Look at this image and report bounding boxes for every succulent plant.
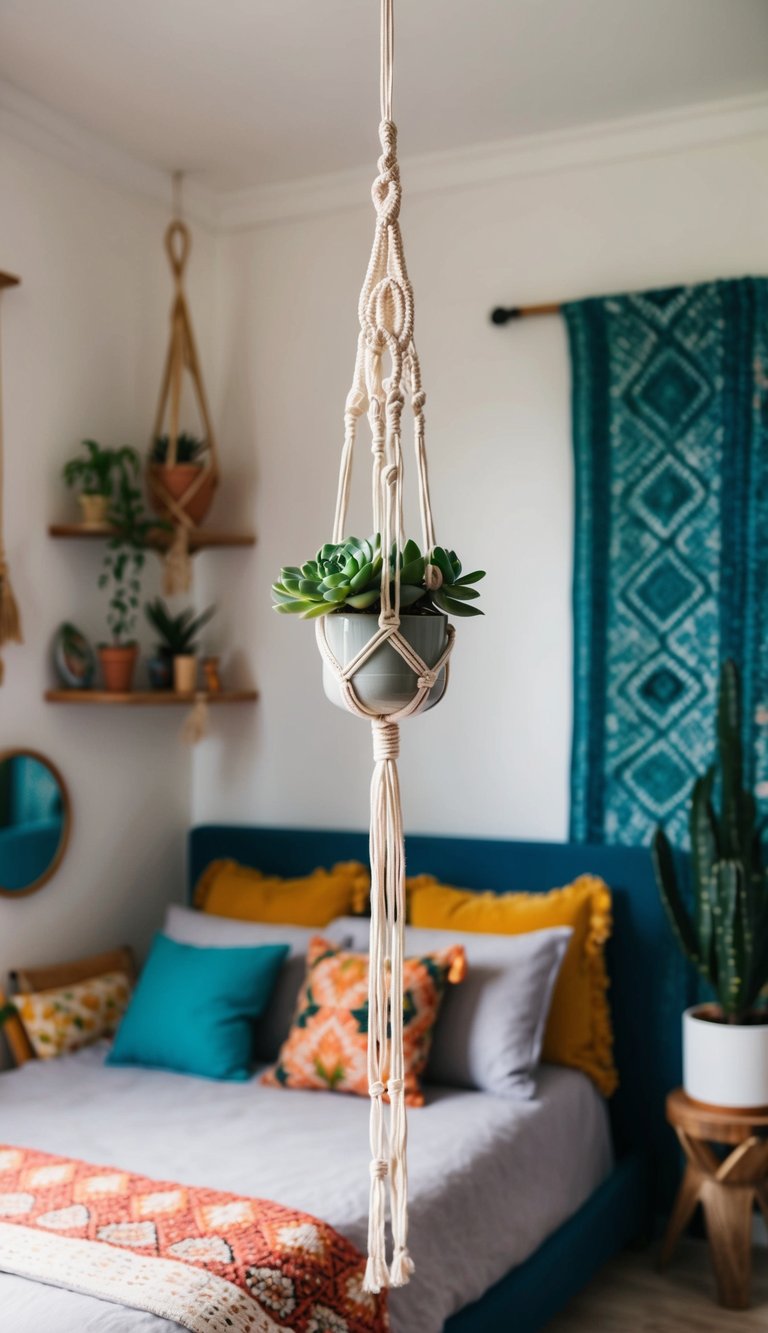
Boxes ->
[272,535,484,620]
[145,598,216,656]
[652,660,768,1022]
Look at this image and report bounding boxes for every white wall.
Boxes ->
[193,131,768,840]
[0,131,218,1042]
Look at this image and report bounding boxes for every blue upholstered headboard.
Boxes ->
[189,824,692,1206]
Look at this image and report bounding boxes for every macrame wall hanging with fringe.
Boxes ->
[148,183,219,597]
[0,272,22,684]
[273,0,485,1294]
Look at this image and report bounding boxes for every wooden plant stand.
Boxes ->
[661,1088,768,1310]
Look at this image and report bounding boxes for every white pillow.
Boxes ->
[162,905,349,1064]
[331,916,572,1098]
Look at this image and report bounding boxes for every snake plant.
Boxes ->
[652,660,768,1022]
[272,535,484,619]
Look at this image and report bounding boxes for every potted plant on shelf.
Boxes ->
[148,432,215,528]
[97,456,157,693]
[653,659,768,1110]
[144,598,216,693]
[272,535,484,714]
[62,439,140,528]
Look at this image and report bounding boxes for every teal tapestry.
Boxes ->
[566,278,768,846]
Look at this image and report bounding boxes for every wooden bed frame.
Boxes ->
[189,824,692,1333]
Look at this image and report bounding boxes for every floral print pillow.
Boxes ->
[16,970,132,1059]
[262,936,466,1106]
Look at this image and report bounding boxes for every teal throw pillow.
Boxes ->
[108,933,289,1081]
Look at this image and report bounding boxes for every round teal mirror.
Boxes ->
[0,750,70,896]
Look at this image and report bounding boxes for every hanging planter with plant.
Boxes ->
[273,0,484,1293]
[63,439,139,528]
[653,660,768,1110]
[147,203,219,596]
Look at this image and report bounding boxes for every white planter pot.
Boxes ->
[322,613,448,716]
[683,1005,768,1110]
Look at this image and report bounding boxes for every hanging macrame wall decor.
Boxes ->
[273,0,484,1294]
[148,203,219,596]
[0,272,22,684]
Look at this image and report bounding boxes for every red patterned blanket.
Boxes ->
[0,1145,388,1333]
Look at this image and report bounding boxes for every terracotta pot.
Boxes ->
[99,644,138,693]
[173,655,198,693]
[148,464,215,527]
[78,493,110,528]
[683,1004,768,1111]
[322,612,449,716]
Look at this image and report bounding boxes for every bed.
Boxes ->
[0,825,690,1331]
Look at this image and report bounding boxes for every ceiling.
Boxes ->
[1,0,768,194]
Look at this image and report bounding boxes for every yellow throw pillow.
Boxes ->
[407,874,617,1096]
[16,970,132,1060]
[194,859,370,927]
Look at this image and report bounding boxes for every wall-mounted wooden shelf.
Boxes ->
[49,523,255,551]
[44,689,258,706]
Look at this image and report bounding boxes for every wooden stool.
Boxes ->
[661,1088,768,1309]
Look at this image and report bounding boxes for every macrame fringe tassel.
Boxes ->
[0,564,23,686]
[363,719,413,1294]
[163,525,192,595]
[182,698,208,745]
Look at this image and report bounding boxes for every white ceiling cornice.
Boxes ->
[0,78,219,230]
[2,76,768,234]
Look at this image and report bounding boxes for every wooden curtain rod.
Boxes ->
[490,302,561,325]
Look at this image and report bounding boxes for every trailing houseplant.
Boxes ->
[148,431,215,527]
[62,440,139,527]
[144,598,215,692]
[97,456,158,693]
[652,659,768,1109]
[273,535,484,713]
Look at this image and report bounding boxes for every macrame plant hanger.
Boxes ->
[0,272,22,684]
[149,174,220,595]
[315,0,455,1293]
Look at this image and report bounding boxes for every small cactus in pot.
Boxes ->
[652,660,768,1108]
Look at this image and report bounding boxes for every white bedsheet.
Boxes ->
[0,1046,612,1332]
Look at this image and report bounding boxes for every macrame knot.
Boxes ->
[369,1158,388,1180]
[387,1077,404,1095]
[424,563,443,591]
[411,388,426,412]
[369,1082,386,1100]
[417,671,437,690]
[383,463,399,490]
[378,118,398,166]
[372,720,400,761]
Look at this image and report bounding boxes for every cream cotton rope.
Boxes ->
[314,0,456,1293]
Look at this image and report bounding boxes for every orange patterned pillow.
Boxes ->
[262,936,466,1106]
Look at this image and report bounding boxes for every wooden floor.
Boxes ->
[546,1239,768,1331]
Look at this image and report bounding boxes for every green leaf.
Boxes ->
[433,592,483,616]
[346,590,380,609]
[652,829,703,973]
[274,600,314,614]
[440,583,480,601]
[301,601,337,619]
[350,562,374,592]
[402,538,422,565]
[456,569,486,585]
[322,587,349,604]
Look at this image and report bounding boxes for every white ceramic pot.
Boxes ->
[322,612,448,716]
[683,1005,768,1110]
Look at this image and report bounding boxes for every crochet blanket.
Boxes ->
[0,1144,388,1333]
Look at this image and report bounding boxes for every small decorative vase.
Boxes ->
[683,1005,768,1110]
[322,612,448,716]
[202,656,222,693]
[78,493,110,528]
[148,464,215,527]
[146,652,173,690]
[173,654,198,693]
[98,643,138,693]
